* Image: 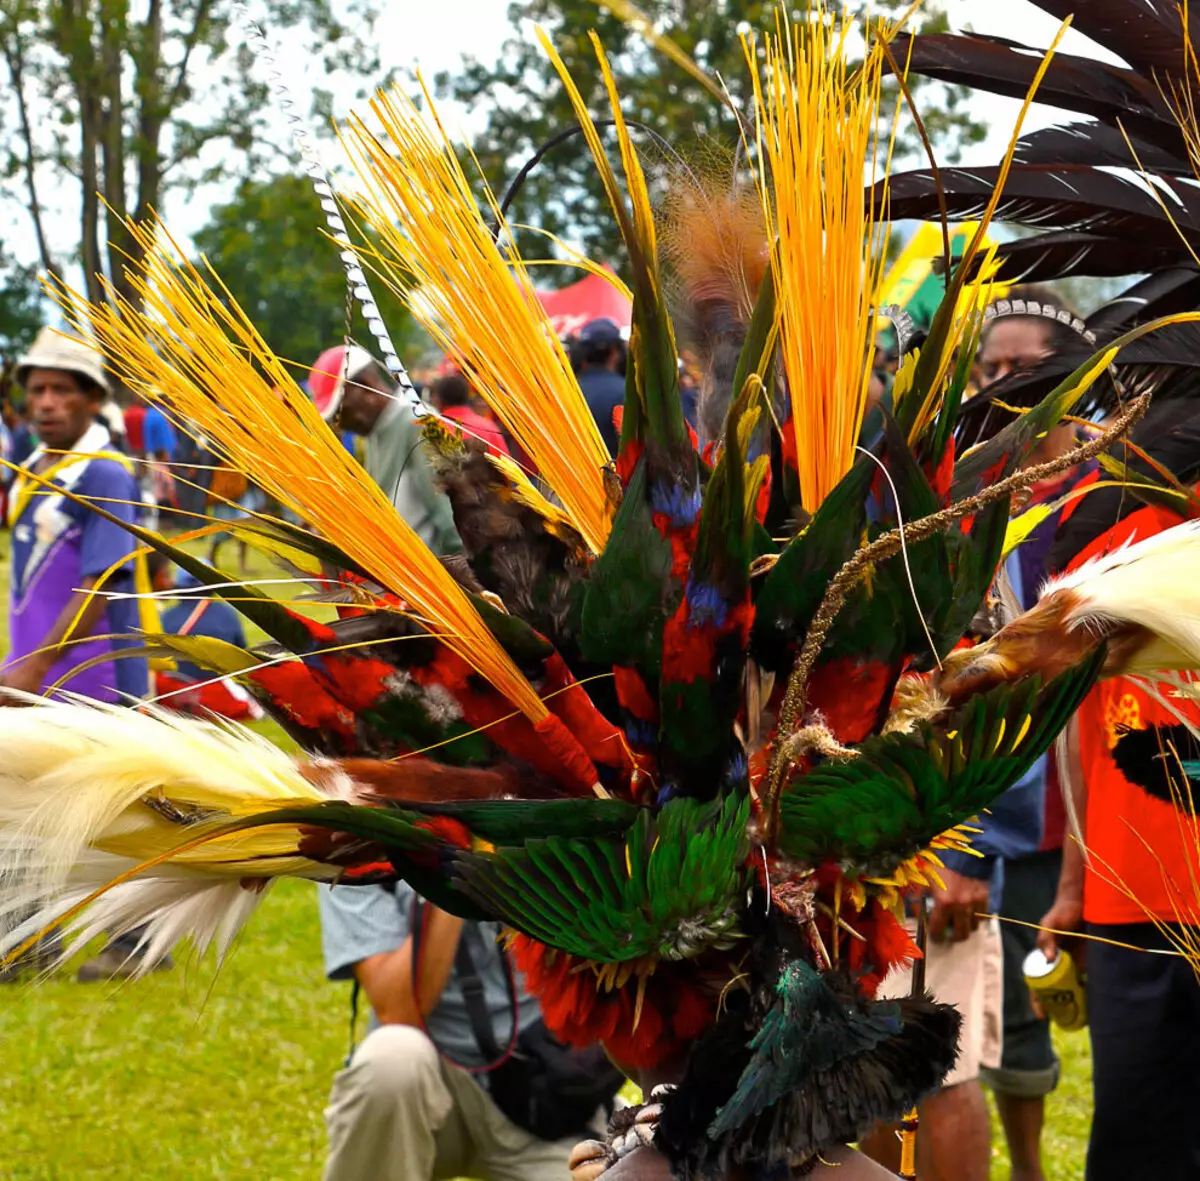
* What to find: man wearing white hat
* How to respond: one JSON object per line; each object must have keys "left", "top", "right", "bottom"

{"left": 1, "top": 326, "right": 150, "bottom": 706}
{"left": 0, "top": 328, "right": 169, "bottom": 982}
{"left": 309, "top": 345, "right": 460, "bottom": 555}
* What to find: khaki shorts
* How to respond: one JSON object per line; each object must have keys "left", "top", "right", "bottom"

{"left": 877, "top": 916, "right": 1003, "bottom": 1087}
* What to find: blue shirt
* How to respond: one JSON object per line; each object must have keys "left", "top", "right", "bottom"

{"left": 319, "top": 882, "right": 543, "bottom": 1068}
{"left": 578, "top": 368, "right": 625, "bottom": 457}
{"left": 940, "top": 548, "right": 1045, "bottom": 902}
{"left": 159, "top": 594, "right": 247, "bottom": 681}
{"left": 143, "top": 407, "right": 178, "bottom": 461}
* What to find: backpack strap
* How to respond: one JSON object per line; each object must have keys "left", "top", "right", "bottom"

{"left": 409, "top": 895, "right": 519, "bottom": 1072}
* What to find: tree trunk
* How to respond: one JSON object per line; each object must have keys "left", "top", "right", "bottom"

{"left": 79, "top": 82, "right": 104, "bottom": 309}
{"left": 133, "top": 0, "right": 164, "bottom": 224}
{"left": 99, "top": 0, "right": 136, "bottom": 309}
{"left": 52, "top": 0, "right": 105, "bottom": 310}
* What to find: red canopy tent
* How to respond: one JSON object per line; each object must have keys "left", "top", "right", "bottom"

{"left": 535, "top": 269, "right": 631, "bottom": 340}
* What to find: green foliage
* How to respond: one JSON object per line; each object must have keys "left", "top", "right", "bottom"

{"left": 436, "top": 1, "right": 987, "bottom": 277}
{"left": 0, "top": 0, "right": 385, "bottom": 309}
{"left": 191, "top": 174, "right": 417, "bottom": 372}
{"left": 0, "top": 247, "right": 44, "bottom": 356}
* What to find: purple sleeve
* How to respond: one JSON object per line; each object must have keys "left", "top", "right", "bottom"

{"left": 77, "top": 460, "right": 140, "bottom": 579}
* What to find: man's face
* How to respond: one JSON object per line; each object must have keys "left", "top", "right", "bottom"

{"left": 338, "top": 377, "right": 387, "bottom": 435}
{"left": 975, "top": 318, "right": 1052, "bottom": 390}
{"left": 24, "top": 368, "right": 99, "bottom": 451}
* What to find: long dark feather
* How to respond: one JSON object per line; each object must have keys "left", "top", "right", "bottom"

{"left": 893, "top": 32, "right": 1180, "bottom": 152}
{"left": 1087, "top": 267, "right": 1200, "bottom": 337}
{"left": 1016, "top": 122, "right": 1186, "bottom": 175}
{"left": 883, "top": 165, "right": 1200, "bottom": 250}
{"left": 986, "top": 232, "right": 1186, "bottom": 284}
{"left": 1029, "top": 0, "right": 1197, "bottom": 80}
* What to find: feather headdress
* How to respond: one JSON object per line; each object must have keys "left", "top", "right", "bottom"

{"left": 6, "top": 7, "right": 1200, "bottom": 1179}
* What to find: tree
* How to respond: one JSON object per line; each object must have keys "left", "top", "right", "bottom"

{"left": 0, "top": 245, "right": 46, "bottom": 356}
{"left": 437, "top": 1, "right": 986, "bottom": 277}
{"left": 192, "top": 173, "right": 418, "bottom": 374}
{"left": 0, "top": 0, "right": 383, "bottom": 311}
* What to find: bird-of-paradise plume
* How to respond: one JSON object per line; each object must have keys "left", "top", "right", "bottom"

{"left": 743, "top": 7, "right": 891, "bottom": 514}
{"left": 937, "top": 519, "right": 1200, "bottom": 704}
{"left": 0, "top": 695, "right": 345, "bottom": 973}
{"left": 339, "top": 81, "right": 614, "bottom": 554}
{"left": 47, "top": 222, "right": 551, "bottom": 726}
{"left": 661, "top": 167, "right": 773, "bottom": 444}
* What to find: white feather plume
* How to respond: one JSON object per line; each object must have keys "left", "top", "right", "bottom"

{"left": 0, "top": 693, "right": 348, "bottom": 977}
{"left": 1040, "top": 519, "right": 1200, "bottom": 676}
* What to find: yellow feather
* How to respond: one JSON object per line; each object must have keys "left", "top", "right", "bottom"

{"left": 743, "top": 8, "right": 890, "bottom": 513}
{"left": 339, "top": 81, "right": 613, "bottom": 554}
{"left": 47, "top": 223, "right": 549, "bottom": 723}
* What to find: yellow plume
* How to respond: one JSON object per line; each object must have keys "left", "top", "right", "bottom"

{"left": 339, "top": 81, "right": 613, "bottom": 554}
{"left": 48, "top": 220, "right": 549, "bottom": 723}
{"left": 744, "top": 7, "right": 891, "bottom": 514}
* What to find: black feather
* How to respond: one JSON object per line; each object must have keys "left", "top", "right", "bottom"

{"left": 883, "top": 166, "right": 1200, "bottom": 253}
{"left": 1015, "top": 122, "right": 1186, "bottom": 174}
{"left": 1030, "top": 0, "right": 1196, "bottom": 80}
{"left": 1111, "top": 723, "right": 1200, "bottom": 807}
{"left": 986, "top": 231, "right": 1186, "bottom": 285}
{"left": 1086, "top": 267, "right": 1200, "bottom": 339}
{"left": 893, "top": 32, "right": 1180, "bottom": 153}
{"left": 655, "top": 963, "right": 960, "bottom": 1179}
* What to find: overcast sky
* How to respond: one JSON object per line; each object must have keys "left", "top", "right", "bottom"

{"left": 6, "top": 1, "right": 1125, "bottom": 292}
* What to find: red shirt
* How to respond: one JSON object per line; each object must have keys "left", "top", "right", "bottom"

{"left": 1068, "top": 503, "right": 1200, "bottom": 925}
{"left": 442, "top": 405, "right": 511, "bottom": 459}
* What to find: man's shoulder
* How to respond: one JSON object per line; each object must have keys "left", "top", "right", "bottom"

{"left": 79, "top": 452, "right": 137, "bottom": 487}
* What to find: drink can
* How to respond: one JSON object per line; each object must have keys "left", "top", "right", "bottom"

{"left": 1023, "top": 947, "right": 1087, "bottom": 1031}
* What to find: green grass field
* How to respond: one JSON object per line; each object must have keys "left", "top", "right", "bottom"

{"left": 0, "top": 535, "right": 1095, "bottom": 1178}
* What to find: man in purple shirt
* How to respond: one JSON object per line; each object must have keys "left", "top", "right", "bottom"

{"left": 1, "top": 328, "right": 148, "bottom": 705}
{"left": 0, "top": 329, "right": 167, "bottom": 983}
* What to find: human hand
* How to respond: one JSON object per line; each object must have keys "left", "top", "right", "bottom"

{"left": 1036, "top": 892, "right": 1084, "bottom": 964}
{"left": 927, "top": 867, "right": 992, "bottom": 944}
{"left": 0, "top": 660, "right": 46, "bottom": 701}
{"left": 1031, "top": 892, "right": 1084, "bottom": 1019}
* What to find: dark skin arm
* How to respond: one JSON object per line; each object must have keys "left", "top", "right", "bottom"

{"left": 1033, "top": 715, "right": 1086, "bottom": 1018}
{"left": 352, "top": 904, "right": 464, "bottom": 1027}
{"left": 0, "top": 576, "right": 110, "bottom": 698}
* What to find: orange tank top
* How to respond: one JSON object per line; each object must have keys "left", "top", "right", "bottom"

{"left": 1069, "top": 504, "right": 1200, "bottom": 925}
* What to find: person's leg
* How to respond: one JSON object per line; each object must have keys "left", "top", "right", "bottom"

{"left": 919, "top": 1081, "right": 992, "bottom": 1181}
{"left": 982, "top": 850, "right": 1063, "bottom": 1181}
{"left": 322, "top": 1024, "right": 469, "bottom": 1181}
{"left": 440, "top": 1063, "right": 580, "bottom": 1181}
{"left": 76, "top": 927, "right": 173, "bottom": 981}
{"left": 862, "top": 916, "right": 1000, "bottom": 1181}
{"left": 1085, "top": 922, "right": 1200, "bottom": 1181}
{"left": 993, "top": 1094, "right": 1046, "bottom": 1181}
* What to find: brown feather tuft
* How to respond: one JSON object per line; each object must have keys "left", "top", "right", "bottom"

{"left": 662, "top": 169, "right": 771, "bottom": 443}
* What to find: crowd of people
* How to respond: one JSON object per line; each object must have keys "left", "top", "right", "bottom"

{"left": 1, "top": 290, "right": 1197, "bottom": 1181}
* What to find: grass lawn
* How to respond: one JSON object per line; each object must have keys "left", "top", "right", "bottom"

{"left": 0, "top": 534, "right": 1095, "bottom": 1178}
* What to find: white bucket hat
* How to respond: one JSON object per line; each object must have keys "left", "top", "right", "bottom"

{"left": 16, "top": 327, "right": 111, "bottom": 394}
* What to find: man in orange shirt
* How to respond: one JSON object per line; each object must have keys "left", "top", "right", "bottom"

{"left": 1040, "top": 500, "right": 1200, "bottom": 1181}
